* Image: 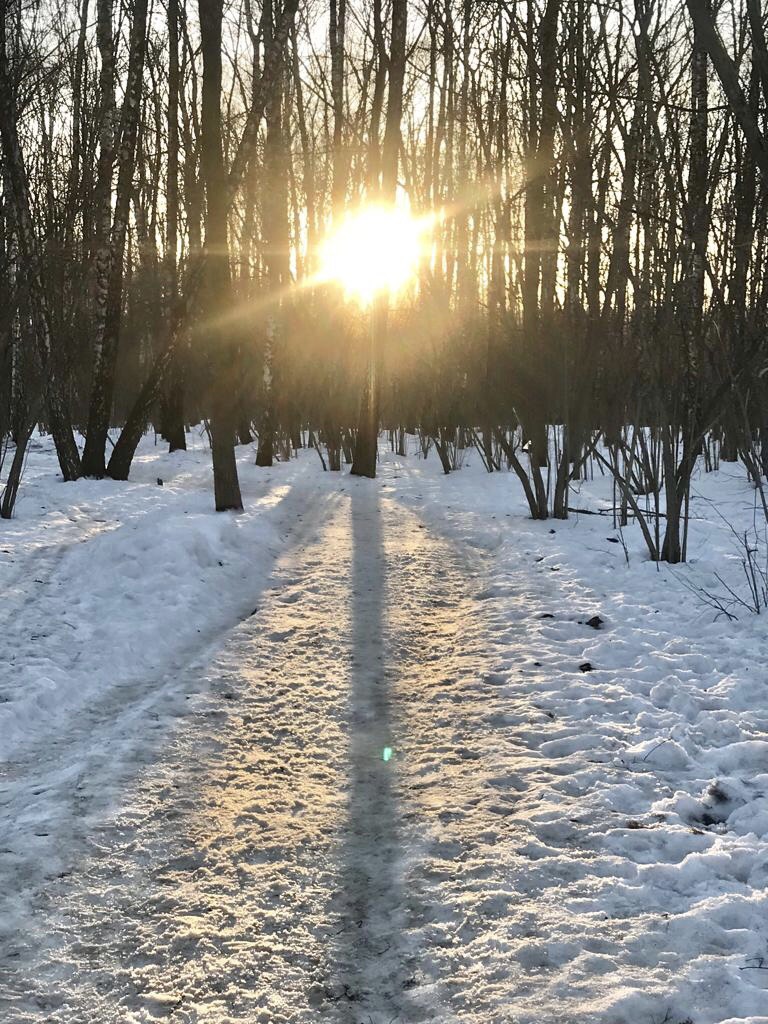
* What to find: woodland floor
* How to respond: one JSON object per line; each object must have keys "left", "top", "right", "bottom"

{"left": 0, "top": 434, "right": 767, "bottom": 1024}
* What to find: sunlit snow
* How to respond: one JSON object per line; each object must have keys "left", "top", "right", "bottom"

{"left": 0, "top": 431, "right": 767, "bottom": 1023}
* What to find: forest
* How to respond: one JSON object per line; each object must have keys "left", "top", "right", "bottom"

{"left": 2, "top": 0, "right": 768, "bottom": 565}
{"left": 4, "top": 2, "right": 768, "bottom": 1020}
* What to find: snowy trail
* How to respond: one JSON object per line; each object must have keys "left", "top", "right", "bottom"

{"left": 1, "top": 480, "right": 480, "bottom": 1023}
{"left": 0, "top": 468, "right": 344, "bottom": 942}
{"left": 2, "top": 453, "right": 768, "bottom": 1024}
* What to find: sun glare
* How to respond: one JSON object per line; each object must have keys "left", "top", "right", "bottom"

{"left": 319, "top": 204, "right": 427, "bottom": 304}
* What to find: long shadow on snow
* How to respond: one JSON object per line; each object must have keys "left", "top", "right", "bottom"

{"left": 328, "top": 482, "right": 422, "bottom": 1023}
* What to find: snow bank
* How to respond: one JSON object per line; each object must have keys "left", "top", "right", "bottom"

{"left": 384, "top": 444, "right": 768, "bottom": 1023}
{"left": 0, "top": 432, "right": 335, "bottom": 761}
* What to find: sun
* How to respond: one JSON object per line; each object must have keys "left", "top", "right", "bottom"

{"left": 318, "top": 204, "right": 427, "bottom": 304}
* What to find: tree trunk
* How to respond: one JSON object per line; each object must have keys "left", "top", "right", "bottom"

{"left": 256, "top": 0, "right": 289, "bottom": 469}
{"left": 329, "top": 0, "right": 347, "bottom": 215}
{"left": 164, "top": 0, "right": 186, "bottom": 453}
{"left": 199, "top": 0, "right": 242, "bottom": 511}
{"left": 351, "top": 0, "right": 406, "bottom": 478}
{"left": 82, "top": 0, "right": 148, "bottom": 477}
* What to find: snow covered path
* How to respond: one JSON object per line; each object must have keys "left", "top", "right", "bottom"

{"left": 2, "top": 442, "right": 768, "bottom": 1024}
{"left": 3, "top": 478, "right": 488, "bottom": 1023}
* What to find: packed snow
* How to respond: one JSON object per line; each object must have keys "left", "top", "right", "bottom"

{"left": 1, "top": 430, "right": 767, "bottom": 1023}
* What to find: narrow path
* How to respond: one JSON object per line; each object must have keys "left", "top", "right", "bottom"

{"left": 0, "top": 474, "right": 342, "bottom": 946}
{"left": 1, "top": 480, "right": 498, "bottom": 1023}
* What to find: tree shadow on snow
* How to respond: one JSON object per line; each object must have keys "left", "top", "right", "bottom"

{"left": 325, "top": 481, "right": 423, "bottom": 1023}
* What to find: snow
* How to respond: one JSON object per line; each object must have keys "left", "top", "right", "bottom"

{"left": 1, "top": 430, "right": 767, "bottom": 1023}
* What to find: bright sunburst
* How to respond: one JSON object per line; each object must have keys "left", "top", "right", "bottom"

{"left": 319, "top": 204, "right": 428, "bottom": 304}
